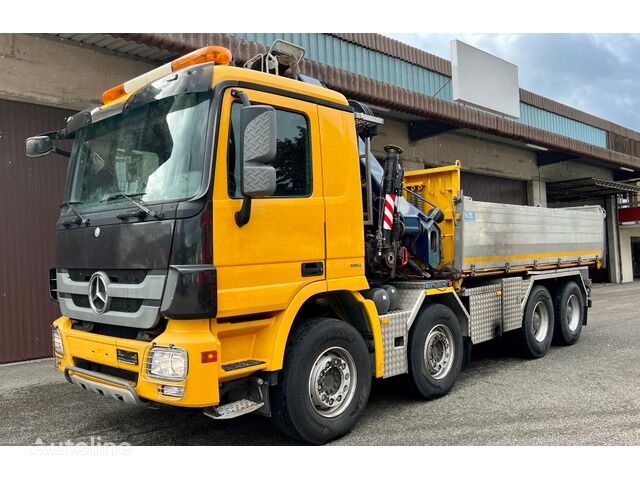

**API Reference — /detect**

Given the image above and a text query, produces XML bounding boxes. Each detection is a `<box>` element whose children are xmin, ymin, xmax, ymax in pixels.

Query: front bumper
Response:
<box><xmin>64</xmin><ymin>366</ymin><xmax>146</xmax><ymax>406</ymax></box>
<box><xmin>53</xmin><ymin>316</ymin><xmax>221</xmax><ymax>408</ymax></box>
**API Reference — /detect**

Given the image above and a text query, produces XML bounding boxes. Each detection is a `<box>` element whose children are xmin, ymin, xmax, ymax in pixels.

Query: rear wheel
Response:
<box><xmin>520</xmin><ymin>285</ymin><xmax>554</xmax><ymax>358</ymax></box>
<box><xmin>408</xmin><ymin>304</ymin><xmax>463</xmax><ymax>399</ymax></box>
<box><xmin>553</xmin><ymin>281</ymin><xmax>584</xmax><ymax>345</ymax></box>
<box><xmin>271</xmin><ymin>318</ymin><xmax>371</xmax><ymax>444</ymax></box>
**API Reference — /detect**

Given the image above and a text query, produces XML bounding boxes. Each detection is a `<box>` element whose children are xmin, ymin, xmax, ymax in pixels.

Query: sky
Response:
<box><xmin>385</xmin><ymin>33</ymin><xmax>640</xmax><ymax>132</ymax></box>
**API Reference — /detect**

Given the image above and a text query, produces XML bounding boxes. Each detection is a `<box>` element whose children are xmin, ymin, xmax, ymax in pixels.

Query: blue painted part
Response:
<box><xmin>232</xmin><ymin>33</ymin><xmax>608</xmax><ymax>149</ymax></box>
<box><xmin>358</xmin><ymin>138</ymin><xmax>441</xmax><ymax>269</ymax></box>
<box><xmin>232</xmin><ymin>32</ymin><xmax>453</xmax><ymax>101</ymax></box>
<box><xmin>519</xmin><ymin>103</ymin><xmax>607</xmax><ymax>148</ymax></box>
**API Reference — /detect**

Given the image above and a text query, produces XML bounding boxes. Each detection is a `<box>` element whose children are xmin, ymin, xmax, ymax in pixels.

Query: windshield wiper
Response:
<box><xmin>104</xmin><ymin>192</ymin><xmax>164</xmax><ymax>220</ymax></box>
<box><xmin>61</xmin><ymin>200</ymin><xmax>90</xmax><ymax>227</ymax></box>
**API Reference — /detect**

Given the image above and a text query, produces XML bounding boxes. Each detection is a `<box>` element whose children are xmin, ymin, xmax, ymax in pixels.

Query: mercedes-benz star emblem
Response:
<box><xmin>94</xmin><ymin>227</ymin><xmax>101</xmax><ymax>238</ymax></box>
<box><xmin>88</xmin><ymin>271</ymin><xmax>110</xmax><ymax>315</ymax></box>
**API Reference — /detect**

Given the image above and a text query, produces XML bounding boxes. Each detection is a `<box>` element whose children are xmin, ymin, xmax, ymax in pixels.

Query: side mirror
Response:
<box><xmin>25</xmin><ymin>136</ymin><xmax>54</xmax><ymax>157</ymax></box>
<box><xmin>239</xmin><ymin>105</ymin><xmax>277</xmax><ymax>198</ymax></box>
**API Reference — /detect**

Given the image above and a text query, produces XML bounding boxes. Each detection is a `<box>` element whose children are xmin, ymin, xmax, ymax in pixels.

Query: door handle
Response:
<box><xmin>301</xmin><ymin>262</ymin><xmax>324</xmax><ymax>277</ymax></box>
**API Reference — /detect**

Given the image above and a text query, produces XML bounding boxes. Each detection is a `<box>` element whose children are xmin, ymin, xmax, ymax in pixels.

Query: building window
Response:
<box><xmin>228</xmin><ymin>103</ymin><xmax>312</xmax><ymax>198</ymax></box>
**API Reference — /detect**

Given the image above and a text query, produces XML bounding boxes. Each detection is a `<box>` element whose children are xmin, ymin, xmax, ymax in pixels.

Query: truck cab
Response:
<box><xmin>32</xmin><ymin>44</ymin><xmax>383</xmax><ymax>443</ymax></box>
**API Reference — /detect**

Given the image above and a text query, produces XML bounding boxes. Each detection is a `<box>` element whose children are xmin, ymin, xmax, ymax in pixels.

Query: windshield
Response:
<box><xmin>65</xmin><ymin>92</ymin><xmax>210</xmax><ymax>214</ymax></box>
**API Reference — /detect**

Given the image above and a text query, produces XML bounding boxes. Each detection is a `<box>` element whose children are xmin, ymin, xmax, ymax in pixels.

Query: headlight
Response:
<box><xmin>147</xmin><ymin>347</ymin><xmax>188</xmax><ymax>380</ymax></box>
<box><xmin>52</xmin><ymin>327</ymin><xmax>64</xmax><ymax>356</ymax></box>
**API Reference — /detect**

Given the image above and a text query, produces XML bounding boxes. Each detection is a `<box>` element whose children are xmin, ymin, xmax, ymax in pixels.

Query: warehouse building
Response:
<box><xmin>1</xmin><ymin>32</ymin><xmax>640</xmax><ymax>363</ymax></box>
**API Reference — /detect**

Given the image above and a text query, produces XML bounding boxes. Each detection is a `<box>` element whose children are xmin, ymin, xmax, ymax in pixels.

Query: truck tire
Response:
<box><xmin>271</xmin><ymin>317</ymin><xmax>372</xmax><ymax>444</ymax></box>
<box><xmin>553</xmin><ymin>281</ymin><xmax>584</xmax><ymax>346</ymax></box>
<box><xmin>520</xmin><ymin>285</ymin><xmax>555</xmax><ymax>358</ymax></box>
<box><xmin>408</xmin><ymin>304</ymin><xmax>463</xmax><ymax>400</ymax></box>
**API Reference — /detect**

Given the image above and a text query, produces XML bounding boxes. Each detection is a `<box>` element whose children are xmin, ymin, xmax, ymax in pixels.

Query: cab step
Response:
<box><xmin>221</xmin><ymin>359</ymin><xmax>265</xmax><ymax>372</ymax></box>
<box><xmin>203</xmin><ymin>399</ymin><xmax>264</xmax><ymax>420</ymax></box>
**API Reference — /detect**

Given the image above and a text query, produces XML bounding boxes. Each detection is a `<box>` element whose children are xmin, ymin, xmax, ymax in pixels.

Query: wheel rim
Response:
<box><xmin>308</xmin><ymin>347</ymin><xmax>357</xmax><ymax>418</ymax></box>
<box><xmin>566</xmin><ymin>294</ymin><xmax>581</xmax><ymax>332</ymax></box>
<box><xmin>423</xmin><ymin>324</ymin><xmax>455</xmax><ymax>380</ymax></box>
<box><xmin>532</xmin><ymin>301</ymin><xmax>550</xmax><ymax>342</ymax></box>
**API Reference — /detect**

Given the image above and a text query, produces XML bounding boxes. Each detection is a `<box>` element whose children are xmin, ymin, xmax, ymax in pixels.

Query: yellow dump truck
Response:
<box><xmin>27</xmin><ymin>40</ymin><xmax>605</xmax><ymax>444</ymax></box>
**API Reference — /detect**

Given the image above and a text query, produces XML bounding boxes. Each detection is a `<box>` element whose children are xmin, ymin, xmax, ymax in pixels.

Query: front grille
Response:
<box><xmin>74</xmin><ymin>357</ymin><xmax>138</xmax><ymax>383</ymax></box>
<box><xmin>68</xmin><ymin>269</ymin><xmax>149</xmax><ymax>284</ymax></box>
<box><xmin>110</xmin><ymin>297</ymin><xmax>144</xmax><ymax>313</ymax></box>
<box><xmin>71</xmin><ymin>294</ymin><xmax>90</xmax><ymax>308</ymax></box>
<box><xmin>71</xmin><ymin>318</ymin><xmax>168</xmax><ymax>341</ymax></box>
<box><xmin>71</xmin><ymin>294</ymin><xmax>143</xmax><ymax>313</ymax></box>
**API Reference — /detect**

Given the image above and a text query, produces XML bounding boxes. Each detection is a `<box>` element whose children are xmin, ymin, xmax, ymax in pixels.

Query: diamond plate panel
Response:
<box><xmin>381</xmin><ymin>310</ymin><xmax>412</xmax><ymax>378</ymax></box>
<box><xmin>466</xmin><ymin>287</ymin><xmax>501</xmax><ymax>344</ymax></box>
<box><xmin>243</xmin><ymin>164</ymin><xmax>276</xmax><ymax>196</ymax></box>
<box><xmin>502</xmin><ymin>277</ymin><xmax>523</xmax><ymax>332</ymax></box>
<box><xmin>394</xmin><ymin>286</ymin><xmax>425</xmax><ymax>311</ymax></box>
<box><xmin>244</xmin><ymin>111</ymin><xmax>275</xmax><ymax>161</ymax></box>
<box><xmin>464</xmin><ymin>283</ymin><xmax>501</xmax><ymax>295</ymax></box>
<box><xmin>521</xmin><ymin>279</ymin><xmax>532</xmax><ymax>300</ymax></box>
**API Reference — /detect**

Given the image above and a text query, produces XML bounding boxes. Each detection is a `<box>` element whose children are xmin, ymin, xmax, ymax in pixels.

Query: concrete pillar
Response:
<box><xmin>527</xmin><ymin>178</ymin><xmax>547</xmax><ymax>207</ymax></box>
<box><xmin>605</xmin><ymin>196</ymin><xmax>622</xmax><ymax>283</ymax></box>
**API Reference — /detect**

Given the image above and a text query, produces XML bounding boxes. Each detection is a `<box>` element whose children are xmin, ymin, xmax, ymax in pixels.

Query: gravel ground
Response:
<box><xmin>1</xmin><ymin>282</ymin><xmax>639</xmax><ymax>446</ymax></box>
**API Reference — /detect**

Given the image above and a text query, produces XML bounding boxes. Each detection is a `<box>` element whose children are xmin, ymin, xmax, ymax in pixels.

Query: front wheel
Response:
<box><xmin>408</xmin><ymin>304</ymin><xmax>463</xmax><ymax>400</ymax></box>
<box><xmin>271</xmin><ymin>318</ymin><xmax>371</xmax><ymax>444</ymax></box>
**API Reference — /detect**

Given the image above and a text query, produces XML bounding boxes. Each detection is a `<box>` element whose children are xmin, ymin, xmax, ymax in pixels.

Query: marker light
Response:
<box><xmin>201</xmin><ymin>350</ymin><xmax>217</xmax><ymax>363</ymax></box>
<box><xmin>101</xmin><ymin>83</ymin><xmax>126</xmax><ymax>104</ymax></box>
<box><xmin>101</xmin><ymin>45</ymin><xmax>232</xmax><ymax>105</ymax></box>
<box><xmin>171</xmin><ymin>46</ymin><xmax>232</xmax><ymax>71</ymax></box>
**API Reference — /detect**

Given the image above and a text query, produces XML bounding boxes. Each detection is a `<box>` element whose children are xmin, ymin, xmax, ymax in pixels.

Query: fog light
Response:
<box><xmin>160</xmin><ymin>385</ymin><xmax>185</xmax><ymax>398</ymax></box>
<box><xmin>52</xmin><ymin>327</ymin><xmax>63</xmax><ymax>356</ymax></box>
<box><xmin>147</xmin><ymin>346</ymin><xmax>188</xmax><ymax>380</ymax></box>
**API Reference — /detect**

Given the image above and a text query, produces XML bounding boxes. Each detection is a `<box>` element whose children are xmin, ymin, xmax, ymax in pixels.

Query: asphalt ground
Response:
<box><xmin>1</xmin><ymin>282</ymin><xmax>639</xmax><ymax>446</ymax></box>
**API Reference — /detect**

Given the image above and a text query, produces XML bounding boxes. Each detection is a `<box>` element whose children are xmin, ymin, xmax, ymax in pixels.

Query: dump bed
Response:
<box><xmin>454</xmin><ymin>197</ymin><xmax>606</xmax><ymax>275</ymax></box>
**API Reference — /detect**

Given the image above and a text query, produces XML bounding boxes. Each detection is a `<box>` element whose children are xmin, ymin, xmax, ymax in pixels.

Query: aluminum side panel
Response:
<box><xmin>459</xmin><ymin>198</ymin><xmax>605</xmax><ymax>271</ymax></box>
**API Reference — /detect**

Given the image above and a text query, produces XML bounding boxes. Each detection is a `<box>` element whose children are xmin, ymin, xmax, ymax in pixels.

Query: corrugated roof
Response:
<box><xmin>547</xmin><ymin>177</ymin><xmax>640</xmax><ymax>202</ymax></box>
<box><xmin>52</xmin><ymin>33</ymin><xmax>174</xmax><ymax>61</ymax></box>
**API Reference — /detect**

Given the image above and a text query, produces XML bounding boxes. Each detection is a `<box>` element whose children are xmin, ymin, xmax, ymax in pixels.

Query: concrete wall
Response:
<box><xmin>372</xmin><ymin>118</ymin><xmax>539</xmax><ymax>180</ymax></box>
<box><xmin>373</xmin><ymin>117</ymin><xmax>614</xmax><ymax>182</ymax></box>
<box><xmin>373</xmin><ymin>117</ymin><xmax>616</xmax><ymax>209</ymax></box>
<box><xmin>540</xmin><ymin>159</ymin><xmax>613</xmax><ymax>182</ymax></box>
<box><xmin>0</xmin><ymin>34</ymin><xmax>155</xmax><ymax>110</ymax></box>
<box><xmin>619</xmin><ymin>226</ymin><xmax>640</xmax><ymax>283</ymax></box>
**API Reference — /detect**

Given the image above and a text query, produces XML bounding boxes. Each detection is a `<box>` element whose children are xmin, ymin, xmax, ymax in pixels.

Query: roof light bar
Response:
<box><xmin>101</xmin><ymin>45</ymin><xmax>232</xmax><ymax>105</ymax></box>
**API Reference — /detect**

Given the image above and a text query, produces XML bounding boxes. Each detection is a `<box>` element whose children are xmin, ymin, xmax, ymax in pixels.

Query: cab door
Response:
<box><xmin>212</xmin><ymin>88</ymin><xmax>326</xmax><ymax>318</ymax></box>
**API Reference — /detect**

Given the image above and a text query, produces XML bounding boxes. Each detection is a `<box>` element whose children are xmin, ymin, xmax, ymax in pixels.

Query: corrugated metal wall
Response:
<box><xmin>232</xmin><ymin>32</ymin><xmax>453</xmax><ymax>100</ymax></box>
<box><xmin>231</xmin><ymin>33</ymin><xmax>608</xmax><ymax>148</ymax></box>
<box><xmin>0</xmin><ymin>99</ymin><xmax>74</xmax><ymax>363</ymax></box>
<box><xmin>520</xmin><ymin>103</ymin><xmax>607</xmax><ymax>148</ymax></box>
<box><xmin>608</xmin><ymin>131</ymin><xmax>640</xmax><ymax>157</ymax></box>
